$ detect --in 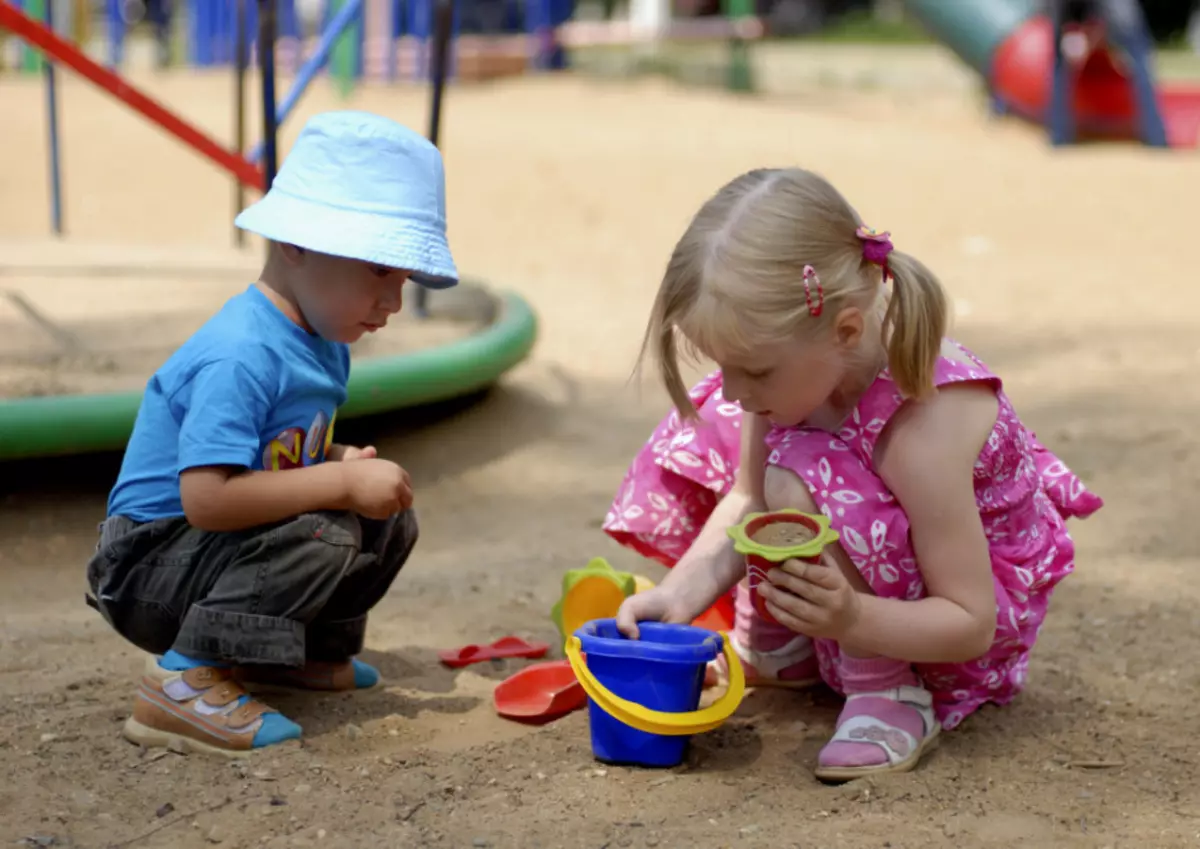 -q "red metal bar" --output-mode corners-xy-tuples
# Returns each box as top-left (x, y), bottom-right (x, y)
(0, 2), (265, 192)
